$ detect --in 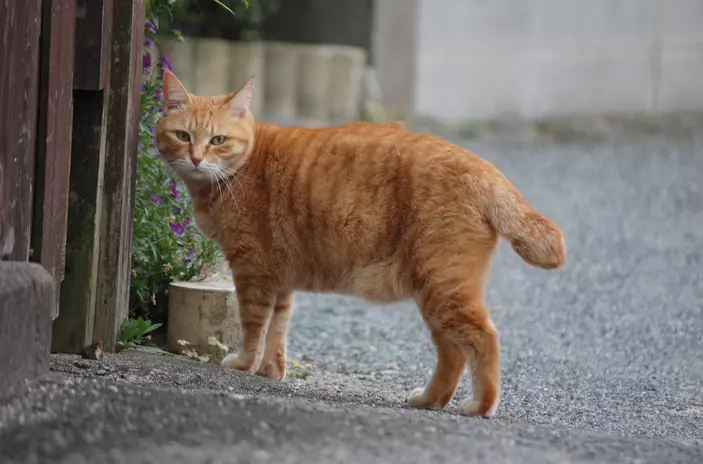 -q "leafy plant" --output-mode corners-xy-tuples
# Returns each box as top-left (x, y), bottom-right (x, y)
(176, 336), (230, 364)
(131, 0), (246, 325)
(167, 0), (280, 41)
(118, 316), (163, 350)
(286, 358), (313, 379)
